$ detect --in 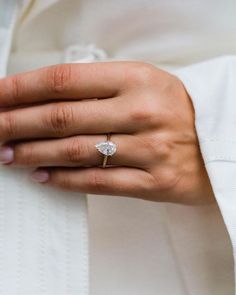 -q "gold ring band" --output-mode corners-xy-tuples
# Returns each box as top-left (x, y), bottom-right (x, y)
(102, 133), (111, 168)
